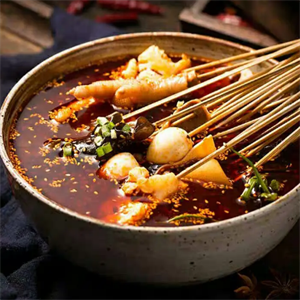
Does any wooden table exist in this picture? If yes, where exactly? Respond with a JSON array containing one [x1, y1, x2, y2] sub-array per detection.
[[0, 0, 187, 55]]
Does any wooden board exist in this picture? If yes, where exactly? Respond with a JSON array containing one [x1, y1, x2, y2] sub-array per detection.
[[231, 0, 300, 42], [0, 0, 53, 55], [179, 0, 279, 49]]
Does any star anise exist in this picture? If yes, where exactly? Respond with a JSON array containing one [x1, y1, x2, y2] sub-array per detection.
[[262, 269, 299, 299], [235, 273, 261, 300]]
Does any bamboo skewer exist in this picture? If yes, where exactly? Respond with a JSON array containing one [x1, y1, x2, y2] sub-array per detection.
[[176, 98, 300, 179], [254, 127, 300, 168], [196, 60, 249, 80], [155, 58, 299, 127], [211, 80, 266, 117], [213, 60, 300, 116], [239, 114, 300, 154], [260, 97, 289, 112], [216, 71, 300, 128], [257, 108, 300, 138], [239, 76, 300, 122], [246, 130, 286, 158], [213, 116, 263, 138], [124, 42, 300, 121], [190, 68, 300, 136], [184, 39, 300, 73]]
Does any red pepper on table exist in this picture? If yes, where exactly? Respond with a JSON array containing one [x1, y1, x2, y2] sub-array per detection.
[[97, 0, 163, 15], [67, 0, 92, 15], [96, 12, 138, 24]]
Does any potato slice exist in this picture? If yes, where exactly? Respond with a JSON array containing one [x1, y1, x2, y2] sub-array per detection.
[[177, 135, 216, 164], [185, 159, 232, 186]]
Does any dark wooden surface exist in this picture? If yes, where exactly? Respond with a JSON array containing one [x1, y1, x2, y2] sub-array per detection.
[[179, 0, 279, 49], [231, 0, 300, 42], [0, 0, 188, 55]]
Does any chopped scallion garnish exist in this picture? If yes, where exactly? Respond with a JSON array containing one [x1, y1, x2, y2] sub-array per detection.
[[107, 121, 115, 130], [111, 129, 117, 139], [97, 117, 108, 126], [270, 179, 280, 192], [167, 214, 207, 223], [101, 125, 111, 137], [94, 126, 101, 136], [63, 142, 73, 157], [176, 100, 185, 108], [241, 177, 257, 201], [96, 146, 105, 157], [96, 142, 113, 158], [102, 142, 113, 154], [231, 148, 278, 201], [94, 136, 103, 146], [122, 124, 131, 133]]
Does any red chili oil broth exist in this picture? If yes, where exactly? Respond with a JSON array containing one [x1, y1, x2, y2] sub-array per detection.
[[10, 57, 299, 227]]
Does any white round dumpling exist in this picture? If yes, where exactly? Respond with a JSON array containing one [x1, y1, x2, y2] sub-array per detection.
[[146, 127, 193, 164], [100, 153, 139, 180]]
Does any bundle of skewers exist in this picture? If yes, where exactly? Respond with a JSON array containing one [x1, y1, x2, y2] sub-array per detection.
[[48, 39, 300, 225]]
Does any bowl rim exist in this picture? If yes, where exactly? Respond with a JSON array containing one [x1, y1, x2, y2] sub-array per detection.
[[0, 31, 299, 233]]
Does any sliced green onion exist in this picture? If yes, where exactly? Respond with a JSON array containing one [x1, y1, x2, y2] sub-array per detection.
[[122, 124, 131, 133], [241, 176, 258, 201], [96, 146, 105, 157], [111, 129, 117, 139], [176, 100, 185, 108], [97, 117, 108, 126], [167, 214, 206, 223], [231, 147, 278, 201], [231, 148, 270, 194], [94, 136, 103, 146], [101, 125, 111, 137], [63, 142, 73, 157], [94, 126, 101, 136], [96, 142, 113, 158], [261, 193, 278, 201], [270, 179, 280, 192], [102, 142, 113, 154], [107, 121, 115, 129]]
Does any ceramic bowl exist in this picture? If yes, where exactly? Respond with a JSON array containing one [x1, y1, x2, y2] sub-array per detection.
[[0, 32, 299, 285]]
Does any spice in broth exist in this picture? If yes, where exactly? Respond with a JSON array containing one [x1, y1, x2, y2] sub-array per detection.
[[9, 53, 299, 227]]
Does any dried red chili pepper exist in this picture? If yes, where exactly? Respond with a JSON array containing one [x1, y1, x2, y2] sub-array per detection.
[[67, 0, 92, 15], [97, 0, 163, 15], [96, 12, 138, 24]]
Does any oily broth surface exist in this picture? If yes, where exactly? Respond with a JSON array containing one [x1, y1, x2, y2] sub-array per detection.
[[10, 57, 299, 226]]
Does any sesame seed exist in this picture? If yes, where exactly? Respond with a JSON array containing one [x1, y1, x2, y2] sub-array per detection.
[[94, 191, 98, 195], [70, 189, 77, 193], [28, 141, 32, 144], [93, 178, 96, 183], [85, 185, 90, 188], [44, 178, 48, 182], [65, 174, 71, 176], [224, 210, 229, 214]]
